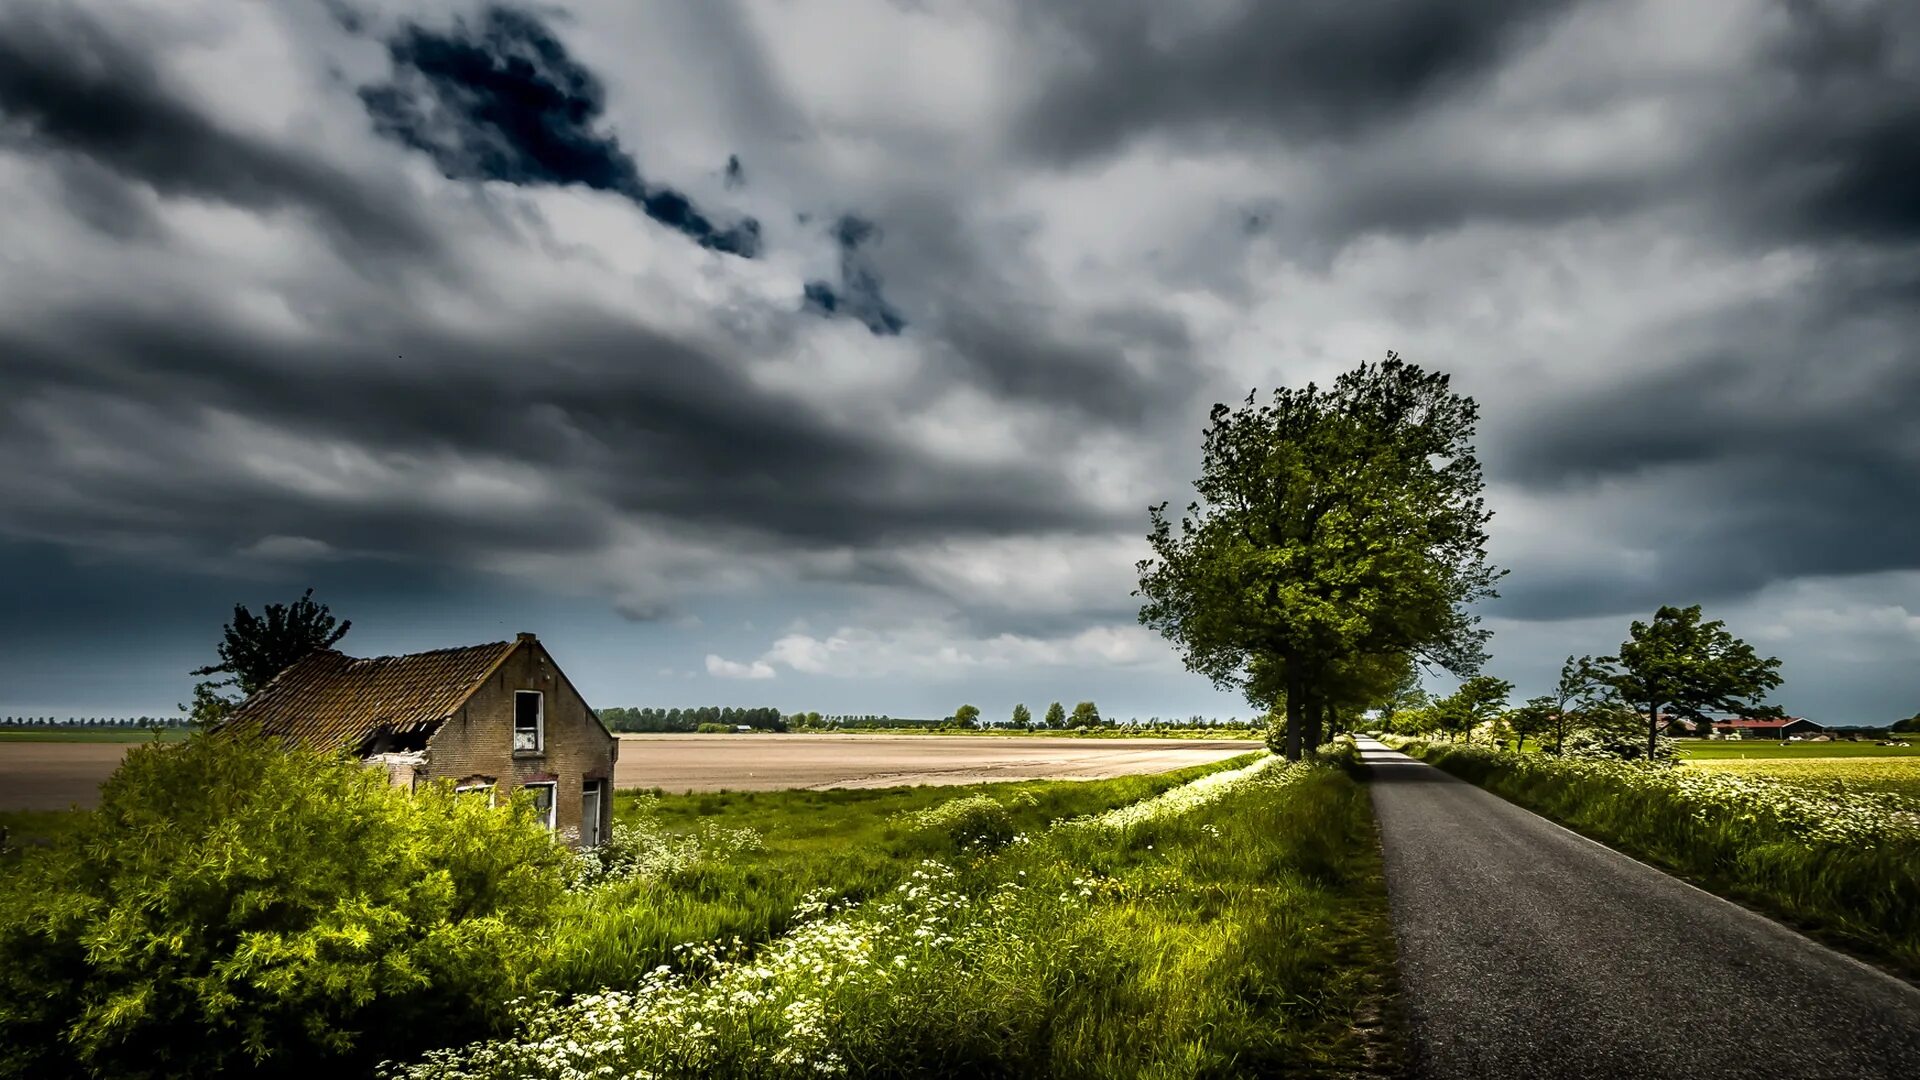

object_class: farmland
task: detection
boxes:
[0,733,1255,812]
[1679,740,1920,800]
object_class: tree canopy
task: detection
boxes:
[1043,702,1067,729]
[192,588,350,697]
[1137,352,1501,759]
[1593,605,1784,760]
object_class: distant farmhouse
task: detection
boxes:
[1712,717,1826,740]
[219,632,616,845]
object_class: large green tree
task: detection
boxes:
[1011,703,1032,729]
[1594,605,1784,760]
[1137,353,1502,759]
[193,588,351,697]
[1070,701,1102,728]
[953,704,982,729]
[1043,702,1067,729]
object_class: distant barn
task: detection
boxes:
[219,632,617,845]
[1712,717,1825,740]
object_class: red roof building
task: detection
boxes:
[1711,717,1824,739]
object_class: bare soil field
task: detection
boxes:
[0,734,1255,810]
[611,733,1255,792]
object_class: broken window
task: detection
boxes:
[524,781,557,829]
[514,690,543,752]
[455,781,495,807]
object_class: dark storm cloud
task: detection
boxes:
[1720,0,1920,243]
[802,216,907,335]
[1492,249,1920,619]
[0,3,434,254]
[0,293,1112,567]
[1014,0,1582,162]
[360,5,762,256]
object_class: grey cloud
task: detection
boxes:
[1013,0,1583,163]
[1491,253,1920,618]
[802,216,907,335]
[0,3,436,255]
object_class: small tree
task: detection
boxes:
[1435,675,1511,743]
[1546,655,1608,755]
[1070,701,1102,728]
[1010,703,1032,729]
[1595,605,1784,761]
[190,589,351,722]
[1505,696,1556,752]
[953,704,982,729]
[1043,702,1067,729]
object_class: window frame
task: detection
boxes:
[454,781,496,807]
[513,690,545,753]
[581,779,605,847]
[523,780,558,830]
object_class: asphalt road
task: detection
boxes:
[1356,737,1920,1080]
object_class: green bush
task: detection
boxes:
[906,794,1015,849]
[0,733,573,1079]
[694,722,731,734]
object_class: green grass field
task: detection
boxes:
[0,728,190,743]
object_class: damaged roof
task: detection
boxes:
[221,641,517,753]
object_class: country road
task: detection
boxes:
[1356,737,1920,1080]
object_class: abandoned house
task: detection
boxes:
[219,632,618,845]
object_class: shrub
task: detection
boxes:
[0,733,573,1079]
[907,794,1015,849]
[695,722,731,734]
[1562,726,1677,762]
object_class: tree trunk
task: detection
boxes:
[1306,696,1325,755]
[1647,700,1661,763]
[1284,677,1304,761]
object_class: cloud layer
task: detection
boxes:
[3,0,1920,721]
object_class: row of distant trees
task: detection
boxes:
[1,715,189,729]
[592,705,1262,733]
[596,706,788,732]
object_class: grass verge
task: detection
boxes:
[390,756,1401,1079]
[1394,739,1920,977]
[541,756,1261,991]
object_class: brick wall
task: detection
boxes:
[423,635,618,844]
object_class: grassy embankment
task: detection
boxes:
[543,756,1263,990]
[1392,738,1920,976]
[392,748,1401,1079]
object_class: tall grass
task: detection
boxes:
[539,757,1261,992]
[388,756,1398,1079]
[1398,739,1920,974]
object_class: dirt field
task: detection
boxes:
[0,734,1256,811]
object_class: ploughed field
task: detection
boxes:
[0,733,1255,811]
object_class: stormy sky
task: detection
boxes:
[3,0,1917,724]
